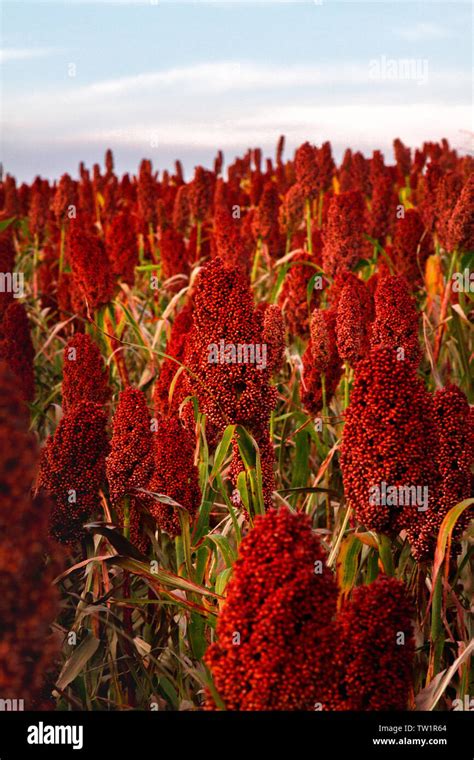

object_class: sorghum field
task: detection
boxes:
[0,137,473,713]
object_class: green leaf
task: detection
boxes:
[205,534,236,568]
[210,424,236,480]
[337,535,362,594]
[376,533,395,577]
[459,249,474,270]
[291,430,310,490]
[430,573,444,677]
[159,676,179,709]
[188,613,207,660]
[270,261,290,303]
[193,494,214,543]
[113,301,147,347]
[235,425,257,468]
[432,498,474,586]
[365,548,379,584]
[0,217,16,232]
[236,471,250,512]
[215,472,242,543]
[195,544,210,585]
[178,509,193,580]
[235,426,265,515]
[215,567,233,596]
[353,258,371,272]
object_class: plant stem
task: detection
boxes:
[196,219,202,261]
[251,237,262,283]
[344,362,350,409]
[59,225,65,275]
[123,496,130,540]
[317,190,323,229]
[305,198,313,254]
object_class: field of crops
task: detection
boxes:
[0,137,472,713]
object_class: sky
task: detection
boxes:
[1,0,472,181]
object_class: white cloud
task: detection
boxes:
[4,59,470,139]
[394,23,451,42]
[5,59,470,108]
[112,60,372,96]
[6,101,468,159]
[11,61,373,104]
[0,47,65,63]
[54,103,469,150]
[2,58,472,178]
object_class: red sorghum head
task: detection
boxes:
[434,171,464,250]
[172,185,191,236]
[349,151,371,196]
[391,208,433,284]
[190,166,214,223]
[317,141,335,193]
[105,210,138,286]
[393,138,411,180]
[213,150,224,177]
[340,346,439,533]
[137,161,157,227]
[322,191,367,276]
[278,250,321,338]
[29,178,51,240]
[213,202,250,273]
[1,175,20,216]
[419,161,443,231]
[105,148,114,176]
[53,174,76,228]
[106,387,155,552]
[0,301,35,401]
[39,401,109,545]
[369,149,388,185]
[370,274,421,367]
[301,307,342,415]
[0,361,61,707]
[336,273,374,366]
[184,258,278,440]
[148,415,200,538]
[253,181,282,256]
[77,170,95,220]
[280,182,305,238]
[154,301,194,417]
[204,507,337,710]
[369,173,397,241]
[159,227,190,290]
[0,230,15,319]
[294,142,319,200]
[276,135,285,165]
[409,384,474,560]
[68,220,115,313]
[62,333,111,412]
[261,303,285,375]
[447,173,474,252]
[328,577,415,710]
